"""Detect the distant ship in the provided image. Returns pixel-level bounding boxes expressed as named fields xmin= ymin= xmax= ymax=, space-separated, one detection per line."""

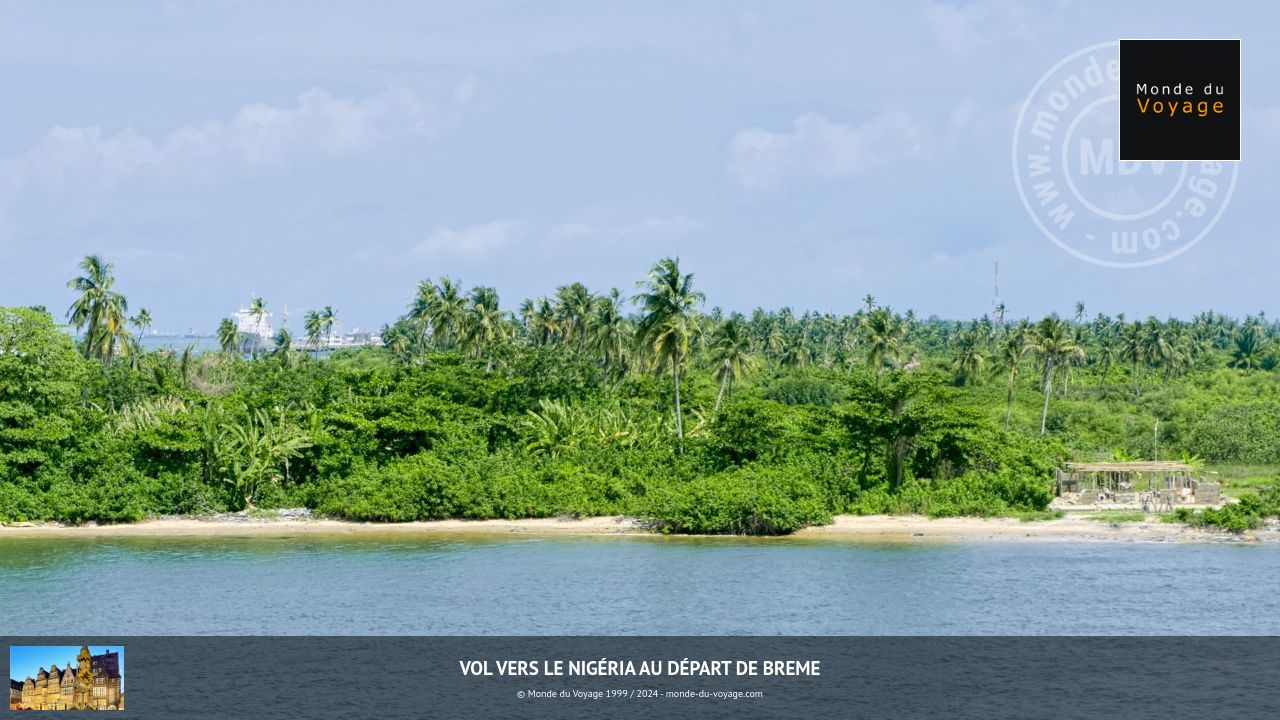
xmin=229 ymin=299 xmax=381 ymax=350
xmin=233 ymin=303 xmax=274 ymax=347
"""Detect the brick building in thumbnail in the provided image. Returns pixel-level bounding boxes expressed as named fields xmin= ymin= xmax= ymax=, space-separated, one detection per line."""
xmin=10 ymin=645 xmax=123 ymax=711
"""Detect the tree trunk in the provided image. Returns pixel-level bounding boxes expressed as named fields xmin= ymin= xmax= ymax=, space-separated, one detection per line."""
xmin=672 ymin=355 xmax=684 ymax=451
xmin=714 ymin=361 xmax=730 ymax=414
xmin=1040 ymin=359 xmax=1055 ymax=434
xmin=1004 ymin=366 xmax=1016 ymax=431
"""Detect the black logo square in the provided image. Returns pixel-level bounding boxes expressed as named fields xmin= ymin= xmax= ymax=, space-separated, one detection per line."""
xmin=1120 ymin=39 xmax=1240 ymax=161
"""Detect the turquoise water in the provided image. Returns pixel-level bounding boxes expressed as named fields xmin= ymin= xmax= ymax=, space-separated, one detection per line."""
xmin=1 ymin=535 xmax=1276 ymax=635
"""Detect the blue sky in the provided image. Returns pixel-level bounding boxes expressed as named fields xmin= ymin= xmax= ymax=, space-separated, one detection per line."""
xmin=9 ymin=645 xmax=124 ymax=689
xmin=0 ymin=1 xmax=1276 ymax=334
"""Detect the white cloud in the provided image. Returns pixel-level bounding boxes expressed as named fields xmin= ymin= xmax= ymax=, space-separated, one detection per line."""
xmin=927 ymin=3 xmax=984 ymax=55
xmin=548 ymin=214 xmax=699 ymax=244
xmin=405 ymin=221 xmax=516 ymax=260
xmin=4 ymin=86 xmax=443 ymax=194
xmin=1247 ymin=105 xmax=1280 ymax=140
xmin=926 ymin=1 xmax=1044 ymax=55
xmin=726 ymin=111 xmax=927 ymax=191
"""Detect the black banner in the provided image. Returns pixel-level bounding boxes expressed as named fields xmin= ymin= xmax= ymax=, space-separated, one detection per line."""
xmin=5 ymin=637 xmax=1280 ymax=719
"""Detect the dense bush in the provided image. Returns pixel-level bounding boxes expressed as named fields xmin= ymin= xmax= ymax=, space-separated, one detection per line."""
xmin=645 ymin=464 xmax=833 ymax=535
xmin=1173 ymin=486 xmax=1280 ymax=532
xmin=890 ymin=471 xmax=1053 ymax=518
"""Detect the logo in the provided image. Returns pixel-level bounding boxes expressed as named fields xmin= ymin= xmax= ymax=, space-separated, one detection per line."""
xmin=1012 ymin=41 xmax=1238 ymax=268
xmin=1119 ymin=39 xmax=1240 ymax=161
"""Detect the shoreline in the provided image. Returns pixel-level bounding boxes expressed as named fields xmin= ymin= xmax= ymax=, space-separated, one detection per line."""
xmin=0 ymin=513 xmax=1274 ymax=543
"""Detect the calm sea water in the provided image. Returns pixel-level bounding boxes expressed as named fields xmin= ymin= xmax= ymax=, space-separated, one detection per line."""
xmin=1 ymin=536 xmax=1277 ymax=635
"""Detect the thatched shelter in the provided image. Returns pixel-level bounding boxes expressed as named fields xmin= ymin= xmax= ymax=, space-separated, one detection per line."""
xmin=1055 ymin=460 xmax=1215 ymax=507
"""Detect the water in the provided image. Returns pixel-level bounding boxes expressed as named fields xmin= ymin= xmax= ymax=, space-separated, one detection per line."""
xmin=1 ymin=535 xmax=1277 ymax=635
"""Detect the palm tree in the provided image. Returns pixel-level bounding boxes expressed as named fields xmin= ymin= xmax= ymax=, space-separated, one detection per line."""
xmin=1094 ymin=321 xmax=1120 ymax=388
xmin=588 ymin=289 xmax=629 ymax=379
xmin=1119 ymin=321 xmax=1149 ymax=395
xmin=1073 ymin=301 xmax=1087 ymax=324
xmin=952 ymin=329 xmax=988 ymax=385
xmin=555 ymin=282 xmax=595 ymax=346
xmin=303 ymin=310 xmax=324 ymax=351
xmin=408 ymin=279 xmax=437 ymax=345
xmin=997 ymin=322 xmax=1029 ymax=430
xmin=633 ymin=257 xmax=704 ymax=447
xmin=859 ymin=307 xmax=906 ymax=382
xmin=526 ymin=297 xmax=559 ymax=346
xmin=217 ymin=318 xmax=241 ymax=354
xmin=271 ymin=328 xmax=296 ymax=366
xmin=1025 ymin=316 xmax=1084 ymax=434
xmin=462 ymin=286 xmax=511 ymax=370
xmin=321 ymin=306 xmax=338 ymax=348
xmin=130 ymin=307 xmax=153 ymax=337
xmin=248 ymin=297 xmax=267 ymax=353
xmin=709 ymin=318 xmax=756 ymax=413
xmin=431 ymin=278 xmax=466 ymax=348
xmin=66 ymin=254 xmax=132 ymax=362
xmin=1228 ymin=324 xmax=1270 ymax=371
xmin=381 ymin=323 xmax=411 ymax=358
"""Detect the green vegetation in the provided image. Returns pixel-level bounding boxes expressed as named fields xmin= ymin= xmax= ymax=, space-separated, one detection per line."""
xmin=1171 ymin=488 xmax=1280 ymax=533
xmin=4 ymin=255 xmax=1280 ymax=534
xmin=1085 ymin=511 xmax=1149 ymax=523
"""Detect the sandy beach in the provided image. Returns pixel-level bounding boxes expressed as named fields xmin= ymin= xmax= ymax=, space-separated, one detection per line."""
xmin=0 ymin=513 xmax=1274 ymax=543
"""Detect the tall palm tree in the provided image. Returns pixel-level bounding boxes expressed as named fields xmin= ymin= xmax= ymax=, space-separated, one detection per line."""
xmin=709 ymin=318 xmax=756 ymax=413
xmin=633 ymin=257 xmax=704 ymax=447
xmin=130 ymin=307 xmax=153 ymax=337
xmin=66 ymin=254 xmax=131 ymax=362
xmin=462 ymin=286 xmax=511 ymax=370
xmin=997 ymin=322 xmax=1029 ymax=430
xmin=321 ymin=305 xmax=338 ymax=348
xmin=382 ymin=323 xmax=411 ymax=358
xmin=859 ymin=307 xmax=906 ymax=382
xmin=217 ymin=318 xmax=240 ymax=354
xmin=952 ymin=329 xmax=988 ymax=386
xmin=303 ymin=310 xmax=324 ymax=351
xmin=1094 ymin=320 xmax=1120 ymax=388
xmin=1025 ymin=316 xmax=1084 ymax=434
xmin=526 ymin=297 xmax=559 ymax=346
xmin=588 ymin=289 xmax=629 ymax=379
xmin=271 ymin=328 xmax=296 ymax=366
xmin=1228 ymin=324 xmax=1270 ymax=371
xmin=431 ymin=278 xmax=466 ymax=349
xmin=555 ymin=282 xmax=595 ymax=346
xmin=248 ymin=297 xmax=267 ymax=353
xmin=408 ymin=279 xmax=438 ymax=346
xmin=1119 ymin=321 xmax=1149 ymax=395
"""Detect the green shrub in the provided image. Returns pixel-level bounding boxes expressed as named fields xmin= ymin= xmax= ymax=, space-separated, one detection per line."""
xmin=1177 ymin=494 xmax=1274 ymax=533
xmin=644 ymin=464 xmax=832 ymax=535
xmin=848 ymin=471 xmax=1053 ymax=518
xmin=762 ymin=376 xmax=847 ymax=407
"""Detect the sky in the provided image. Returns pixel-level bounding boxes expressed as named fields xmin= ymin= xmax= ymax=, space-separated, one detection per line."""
xmin=9 ymin=645 xmax=125 ymax=691
xmin=0 ymin=1 xmax=1277 ymax=334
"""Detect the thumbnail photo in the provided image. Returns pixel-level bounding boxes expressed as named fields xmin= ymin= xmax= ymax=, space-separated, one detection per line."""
xmin=9 ymin=645 xmax=124 ymax=711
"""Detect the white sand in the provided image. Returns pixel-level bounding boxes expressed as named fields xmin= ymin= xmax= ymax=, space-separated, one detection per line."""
xmin=1 ymin=513 xmax=1273 ymax=542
